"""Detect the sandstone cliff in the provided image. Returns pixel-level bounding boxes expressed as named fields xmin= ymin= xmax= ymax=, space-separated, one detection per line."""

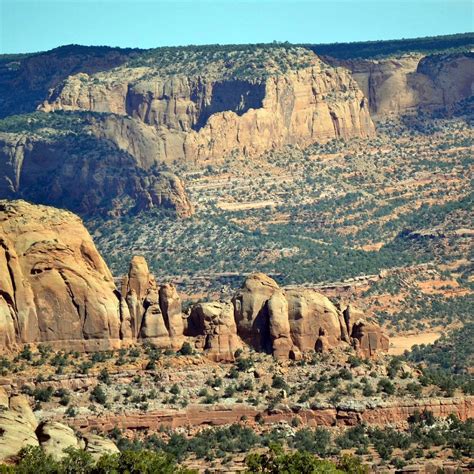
xmin=324 ymin=52 xmax=474 ymax=117
xmin=39 ymin=50 xmax=375 ymax=162
xmin=0 ymin=125 xmax=194 ymax=218
xmin=0 ymin=200 xmax=387 ymax=360
xmin=0 ymin=200 xmax=122 ymax=351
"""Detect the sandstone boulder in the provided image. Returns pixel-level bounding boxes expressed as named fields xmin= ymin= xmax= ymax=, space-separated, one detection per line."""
xmin=84 ymin=433 xmax=120 ymax=460
xmin=0 ymin=410 xmax=39 ymax=461
xmin=36 ymin=421 xmax=82 ymax=459
xmin=0 ymin=200 xmax=122 ymax=352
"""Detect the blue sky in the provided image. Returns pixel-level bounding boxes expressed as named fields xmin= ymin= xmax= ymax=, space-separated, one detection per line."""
xmin=1 ymin=0 xmax=472 ymax=54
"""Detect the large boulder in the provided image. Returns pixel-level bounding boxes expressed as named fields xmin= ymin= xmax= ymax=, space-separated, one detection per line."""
xmin=0 ymin=200 xmax=122 ymax=352
xmin=0 ymin=393 xmax=38 ymax=462
xmin=36 ymin=421 xmax=82 ymax=459
xmin=84 ymin=433 xmax=120 ymax=460
xmin=188 ymin=301 xmax=243 ymax=361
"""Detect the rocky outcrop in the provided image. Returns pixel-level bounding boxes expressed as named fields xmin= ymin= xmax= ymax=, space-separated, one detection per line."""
xmin=0 ymin=200 xmax=122 ymax=352
xmin=0 ymin=127 xmax=194 ymax=218
xmin=39 ymin=54 xmax=375 ymax=162
xmin=120 ymin=256 xmax=185 ymax=349
xmin=325 ymin=52 xmax=474 ymax=117
xmin=0 ymin=389 xmax=38 ymax=461
xmin=0 ymin=200 xmax=386 ymax=360
xmin=188 ymin=301 xmax=243 ymax=362
xmin=233 ymin=274 xmax=388 ymax=359
xmin=70 ymin=396 xmax=474 ymax=433
xmin=0 ymin=387 xmax=118 ymax=462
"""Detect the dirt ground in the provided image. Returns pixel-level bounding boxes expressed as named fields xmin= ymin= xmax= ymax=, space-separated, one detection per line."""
xmin=388 ymin=332 xmax=442 ymax=355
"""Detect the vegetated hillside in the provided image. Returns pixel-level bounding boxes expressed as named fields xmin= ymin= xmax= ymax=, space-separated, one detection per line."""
xmin=307 ymin=32 xmax=474 ymax=59
xmin=89 ymin=108 xmax=473 ymax=333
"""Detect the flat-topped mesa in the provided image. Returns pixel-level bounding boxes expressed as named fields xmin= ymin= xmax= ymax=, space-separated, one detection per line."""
xmin=232 ymin=273 xmax=389 ymax=360
xmin=38 ymin=50 xmax=375 ymax=163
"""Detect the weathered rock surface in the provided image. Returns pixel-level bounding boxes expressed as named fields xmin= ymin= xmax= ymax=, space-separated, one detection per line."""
xmin=83 ymin=433 xmax=120 ymax=460
xmin=0 ymin=387 xmax=118 ymax=462
xmin=233 ymin=273 xmax=388 ymax=359
xmin=325 ymin=52 xmax=474 ymax=117
xmin=121 ymin=257 xmax=185 ymax=349
xmin=188 ymin=301 xmax=243 ymax=361
xmin=0 ymin=390 xmax=38 ymax=461
xmin=0 ymin=129 xmax=194 ymax=218
xmin=0 ymin=199 xmax=122 ymax=352
xmin=0 ymin=200 xmax=386 ymax=360
xmin=39 ymin=55 xmax=375 ymax=163
xmin=36 ymin=421 xmax=82 ymax=459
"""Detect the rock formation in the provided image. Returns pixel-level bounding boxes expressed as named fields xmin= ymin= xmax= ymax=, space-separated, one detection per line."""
xmin=39 ymin=53 xmax=375 ymax=163
xmin=120 ymin=256 xmax=185 ymax=349
xmin=0 ymin=387 xmax=118 ymax=462
xmin=0 ymin=200 xmax=387 ymax=360
xmin=0 ymin=128 xmax=194 ymax=218
xmin=188 ymin=301 xmax=243 ymax=362
xmin=324 ymin=52 xmax=474 ymax=117
xmin=233 ymin=274 xmax=388 ymax=359
xmin=0 ymin=200 xmax=122 ymax=352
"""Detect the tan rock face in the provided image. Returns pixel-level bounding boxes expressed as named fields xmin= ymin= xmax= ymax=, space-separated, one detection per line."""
xmin=39 ymin=57 xmax=375 ymax=163
xmin=0 ymin=131 xmax=194 ymax=218
xmin=120 ymin=257 xmax=185 ymax=349
xmin=0 ymin=200 xmax=121 ymax=352
xmin=234 ymin=273 xmax=388 ymax=359
xmin=188 ymin=301 xmax=243 ymax=361
xmin=326 ymin=52 xmax=474 ymax=117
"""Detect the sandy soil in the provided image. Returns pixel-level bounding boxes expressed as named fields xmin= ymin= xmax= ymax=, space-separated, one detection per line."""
xmin=388 ymin=332 xmax=442 ymax=355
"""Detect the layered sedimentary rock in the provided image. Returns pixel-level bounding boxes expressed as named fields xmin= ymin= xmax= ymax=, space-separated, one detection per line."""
xmin=0 ymin=129 xmax=194 ymax=218
xmin=325 ymin=52 xmax=474 ymax=117
xmin=39 ymin=53 xmax=375 ymax=163
xmin=0 ymin=199 xmax=122 ymax=352
xmin=233 ymin=273 xmax=388 ymax=359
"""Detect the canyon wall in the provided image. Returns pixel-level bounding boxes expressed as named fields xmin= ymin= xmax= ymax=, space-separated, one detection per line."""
xmin=0 ymin=130 xmax=194 ymax=217
xmin=39 ymin=56 xmax=376 ymax=163
xmin=324 ymin=52 xmax=474 ymax=117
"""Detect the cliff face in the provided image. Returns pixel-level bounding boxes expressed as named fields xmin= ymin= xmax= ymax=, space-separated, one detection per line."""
xmin=39 ymin=57 xmax=375 ymax=162
xmin=0 ymin=128 xmax=194 ymax=217
xmin=324 ymin=52 xmax=474 ymax=117
xmin=0 ymin=200 xmax=387 ymax=360
xmin=0 ymin=200 xmax=122 ymax=351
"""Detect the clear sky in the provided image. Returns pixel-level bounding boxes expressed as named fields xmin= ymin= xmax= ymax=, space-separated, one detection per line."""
xmin=1 ymin=0 xmax=472 ymax=54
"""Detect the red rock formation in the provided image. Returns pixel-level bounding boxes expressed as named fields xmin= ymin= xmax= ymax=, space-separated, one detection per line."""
xmin=188 ymin=301 xmax=243 ymax=362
